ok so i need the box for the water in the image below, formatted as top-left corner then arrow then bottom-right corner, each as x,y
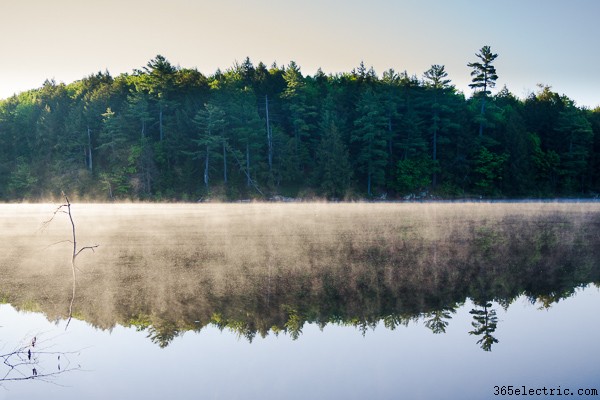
0,203 -> 599,399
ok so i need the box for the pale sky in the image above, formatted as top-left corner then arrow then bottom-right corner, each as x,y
1,0 -> 599,108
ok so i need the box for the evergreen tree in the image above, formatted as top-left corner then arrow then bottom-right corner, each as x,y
227,87 -> 264,194
314,111 -> 352,199
281,61 -> 317,180
468,46 -> 498,137
589,108 -> 600,193
555,102 -> 593,193
352,88 -> 388,196
193,102 -> 226,192
380,69 -> 402,178
97,108 -> 132,198
143,55 -> 177,142
423,64 -> 453,189
473,146 -> 508,196
0,55 -> 597,201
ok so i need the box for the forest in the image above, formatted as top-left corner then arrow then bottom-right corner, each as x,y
0,46 -> 599,201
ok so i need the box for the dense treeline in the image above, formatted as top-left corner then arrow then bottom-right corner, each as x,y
1,49 -> 599,200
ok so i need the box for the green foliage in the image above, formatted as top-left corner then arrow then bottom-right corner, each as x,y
473,146 -> 509,196
394,156 -> 434,195
530,132 -> 560,192
468,46 -> 498,95
8,157 -> 39,198
283,306 -> 303,340
352,88 -> 388,196
468,45 -> 499,137
314,117 -> 353,199
193,102 -> 226,190
555,104 -> 593,193
0,54 -> 597,200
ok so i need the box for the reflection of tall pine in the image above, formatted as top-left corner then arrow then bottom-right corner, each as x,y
352,88 -> 388,196
469,302 -> 499,352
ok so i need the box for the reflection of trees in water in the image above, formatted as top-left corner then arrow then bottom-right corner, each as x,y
147,322 -> 181,349
283,306 -> 303,340
2,207 -> 600,351
469,302 -> 499,351
424,307 -> 458,334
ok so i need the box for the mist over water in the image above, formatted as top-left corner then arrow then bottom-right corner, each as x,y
1,202 -> 599,398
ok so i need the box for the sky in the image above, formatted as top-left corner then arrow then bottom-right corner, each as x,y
0,0 -> 599,108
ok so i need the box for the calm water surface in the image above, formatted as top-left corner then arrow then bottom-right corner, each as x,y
0,203 -> 598,399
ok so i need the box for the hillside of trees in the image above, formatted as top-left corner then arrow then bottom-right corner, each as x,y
1,47 -> 599,201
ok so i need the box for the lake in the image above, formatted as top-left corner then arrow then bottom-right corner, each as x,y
0,202 -> 599,399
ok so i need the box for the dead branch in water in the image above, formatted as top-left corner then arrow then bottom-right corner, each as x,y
42,192 -> 99,329
0,334 -> 81,384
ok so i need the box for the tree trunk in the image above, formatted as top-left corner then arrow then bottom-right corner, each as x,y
367,141 -> 372,196
479,96 -> 486,137
388,116 -> 393,156
246,143 -> 251,187
204,144 -> 209,189
479,81 -> 487,137
266,95 -> 273,173
432,111 -> 438,189
87,126 -> 93,172
159,104 -> 164,141
223,139 -> 227,185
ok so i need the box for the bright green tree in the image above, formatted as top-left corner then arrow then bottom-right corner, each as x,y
473,146 -> 508,196
96,108 -> 134,198
394,156 -> 434,195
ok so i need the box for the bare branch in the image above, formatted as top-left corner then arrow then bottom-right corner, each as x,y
0,334 -> 82,385
39,204 -> 69,233
40,192 -> 99,330
74,244 -> 100,259
40,240 -> 74,251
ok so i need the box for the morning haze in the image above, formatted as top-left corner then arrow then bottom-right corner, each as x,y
1,0 -> 599,398
0,201 -> 599,398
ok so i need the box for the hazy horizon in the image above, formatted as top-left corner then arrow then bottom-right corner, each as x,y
1,0 -> 599,108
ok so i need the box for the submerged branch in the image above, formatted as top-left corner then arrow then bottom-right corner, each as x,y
0,335 -> 81,384
41,192 -> 99,330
